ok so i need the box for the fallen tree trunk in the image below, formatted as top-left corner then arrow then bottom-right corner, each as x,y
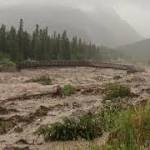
0,85 -> 62,105
0,84 -> 104,105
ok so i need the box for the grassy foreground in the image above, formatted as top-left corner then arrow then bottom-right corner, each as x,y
101,105 -> 150,150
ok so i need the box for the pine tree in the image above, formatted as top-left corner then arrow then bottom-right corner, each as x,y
17,19 -> 24,60
0,20 -> 113,62
61,31 -> 70,60
7,26 -> 19,61
0,24 -> 7,53
32,24 -> 40,59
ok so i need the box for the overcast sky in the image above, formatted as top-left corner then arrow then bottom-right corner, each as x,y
0,0 -> 150,37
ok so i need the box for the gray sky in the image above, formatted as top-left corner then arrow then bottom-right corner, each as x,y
114,1 -> 150,38
0,0 -> 150,37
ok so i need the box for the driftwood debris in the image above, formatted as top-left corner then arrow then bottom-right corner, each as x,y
0,85 -> 62,105
0,84 -> 103,105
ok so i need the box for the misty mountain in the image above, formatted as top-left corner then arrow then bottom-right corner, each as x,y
118,39 -> 150,62
0,5 -> 142,47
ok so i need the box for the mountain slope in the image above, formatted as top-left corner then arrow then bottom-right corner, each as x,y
0,5 -> 142,47
118,39 -> 150,62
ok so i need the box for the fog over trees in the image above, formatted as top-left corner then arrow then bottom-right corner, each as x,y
0,3 -> 142,47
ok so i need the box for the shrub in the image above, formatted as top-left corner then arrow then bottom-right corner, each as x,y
37,113 -> 103,141
0,58 -> 16,72
62,84 -> 75,96
104,83 -> 131,100
104,106 -> 150,150
30,75 -> 52,85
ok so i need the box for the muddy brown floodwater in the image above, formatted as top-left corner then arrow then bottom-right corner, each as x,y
0,67 -> 149,150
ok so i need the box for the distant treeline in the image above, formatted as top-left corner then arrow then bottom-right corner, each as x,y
0,19 -> 119,62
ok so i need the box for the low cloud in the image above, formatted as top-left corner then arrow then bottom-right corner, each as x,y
0,0 -> 150,37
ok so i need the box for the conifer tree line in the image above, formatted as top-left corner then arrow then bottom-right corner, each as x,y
0,19 -> 117,62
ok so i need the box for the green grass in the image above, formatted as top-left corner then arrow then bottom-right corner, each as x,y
0,58 -> 16,71
37,113 -> 103,141
104,83 -> 131,100
100,105 -> 150,150
62,84 -> 75,96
